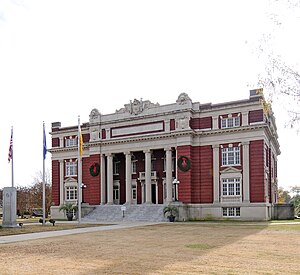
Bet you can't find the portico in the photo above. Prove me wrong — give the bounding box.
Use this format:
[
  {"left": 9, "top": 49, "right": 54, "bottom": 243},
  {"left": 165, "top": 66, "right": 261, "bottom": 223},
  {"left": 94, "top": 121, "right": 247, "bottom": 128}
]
[{"left": 99, "top": 148, "right": 176, "bottom": 205}]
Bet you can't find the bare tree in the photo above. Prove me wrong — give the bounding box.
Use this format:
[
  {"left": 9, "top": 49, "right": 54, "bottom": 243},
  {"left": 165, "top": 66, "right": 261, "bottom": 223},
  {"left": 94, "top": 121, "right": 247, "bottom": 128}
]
[
  {"left": 16, "top": 170, "right": 52, "bottom": 217},
  {"left": 255, "top": 0, "right": 300, "bottom": 129}
]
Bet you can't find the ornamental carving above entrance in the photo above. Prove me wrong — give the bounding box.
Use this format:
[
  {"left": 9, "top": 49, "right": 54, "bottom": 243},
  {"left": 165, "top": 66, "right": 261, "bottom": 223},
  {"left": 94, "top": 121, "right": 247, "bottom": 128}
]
[{"left": 116, "top": 98, "right": 160, "bottom": 115}]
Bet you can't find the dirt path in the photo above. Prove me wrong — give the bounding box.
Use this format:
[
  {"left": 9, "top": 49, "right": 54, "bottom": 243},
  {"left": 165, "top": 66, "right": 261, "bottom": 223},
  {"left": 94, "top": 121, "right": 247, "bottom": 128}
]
[{"left": 0, "top": 223, "right": 299, "bottom": 274}]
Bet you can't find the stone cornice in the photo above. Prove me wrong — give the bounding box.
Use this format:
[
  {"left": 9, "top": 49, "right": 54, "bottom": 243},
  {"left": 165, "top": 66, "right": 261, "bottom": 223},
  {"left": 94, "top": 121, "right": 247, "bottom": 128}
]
[{"left": 48, "top": 123, "right": 275, "bottom": 155}]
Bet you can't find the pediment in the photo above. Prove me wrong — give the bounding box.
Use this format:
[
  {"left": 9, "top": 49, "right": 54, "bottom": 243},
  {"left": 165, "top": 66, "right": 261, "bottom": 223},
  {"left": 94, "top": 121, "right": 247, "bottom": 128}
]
[
  {"left": 220, "top": 167, "right": 242, "bottom": 174},
  {"left": 64, "top": 177, "right": 77, "bottom": 186}
]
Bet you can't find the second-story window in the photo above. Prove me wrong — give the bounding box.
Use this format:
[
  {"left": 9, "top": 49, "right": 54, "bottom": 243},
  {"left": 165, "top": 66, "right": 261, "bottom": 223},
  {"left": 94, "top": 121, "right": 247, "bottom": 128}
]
[
  {"left": 222, "top": 146, "right": 240, "bottom": 166},
  {"left": 65, "top": 161, "right": 77, "bottom": 176},
  {"left": 151, "top": 159, "right": 155, "bottom": 171},
  {"left": 131, "top": 161, "right": 137, "bottom": 174},
  {"left": 114, "top": 161, "right": 120, "bottom": 175}
]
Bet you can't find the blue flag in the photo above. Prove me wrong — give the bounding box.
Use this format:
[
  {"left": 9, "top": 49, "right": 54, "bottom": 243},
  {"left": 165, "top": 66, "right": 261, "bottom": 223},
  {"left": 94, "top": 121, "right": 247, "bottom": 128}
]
[{"left": 43, "top": 124, "right": 47, "bottom": 160}]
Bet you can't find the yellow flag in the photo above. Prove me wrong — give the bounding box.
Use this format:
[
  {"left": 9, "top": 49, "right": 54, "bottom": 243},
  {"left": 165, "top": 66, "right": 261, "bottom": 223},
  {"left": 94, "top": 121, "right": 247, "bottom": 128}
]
[{"left": 79, "top": 128, "right": 83, "bottom": 156}]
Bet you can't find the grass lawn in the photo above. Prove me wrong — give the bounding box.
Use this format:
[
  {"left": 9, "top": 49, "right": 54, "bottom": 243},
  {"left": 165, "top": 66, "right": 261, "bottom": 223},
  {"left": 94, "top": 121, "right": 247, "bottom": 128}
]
[
  {"left": 0, "top": 221, "right": 299, "bottom": 274},
  {"left": 0, "top": 218, "right": 108, "bottom": 236}
]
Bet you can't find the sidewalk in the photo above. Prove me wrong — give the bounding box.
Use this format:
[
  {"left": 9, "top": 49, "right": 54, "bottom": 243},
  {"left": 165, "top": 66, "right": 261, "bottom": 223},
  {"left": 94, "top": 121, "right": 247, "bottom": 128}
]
[{"left": 0, "top": 221, "right": 161, "bottom": 244}]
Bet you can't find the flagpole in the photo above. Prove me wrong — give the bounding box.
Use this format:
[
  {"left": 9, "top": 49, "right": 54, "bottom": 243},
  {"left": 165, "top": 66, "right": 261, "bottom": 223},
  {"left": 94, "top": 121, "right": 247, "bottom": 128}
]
[
  {"left": 77, "top": 116, "right": 82, "bottom": 224},
  {"left": 42, "top": 122, "right": 46, "bottom": 225},
  {"left": 10, "top": 126, "right": 14, "bottom": 188}
]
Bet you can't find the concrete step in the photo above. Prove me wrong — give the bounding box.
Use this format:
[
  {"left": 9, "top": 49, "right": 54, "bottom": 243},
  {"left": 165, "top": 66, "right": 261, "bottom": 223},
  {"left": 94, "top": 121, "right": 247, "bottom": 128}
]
[{"left": 83, "top": 204, "right": 168, "bottom": 222}]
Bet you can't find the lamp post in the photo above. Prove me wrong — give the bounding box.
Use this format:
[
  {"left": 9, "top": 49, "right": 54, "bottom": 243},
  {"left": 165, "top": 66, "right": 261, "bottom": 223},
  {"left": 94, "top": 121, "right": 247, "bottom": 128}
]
[
  {"left": 81, "top": 183, "right": 87, "bottom": 203},
  {"left": 172, "top": 179, "right": 180, "bottom": 201}
]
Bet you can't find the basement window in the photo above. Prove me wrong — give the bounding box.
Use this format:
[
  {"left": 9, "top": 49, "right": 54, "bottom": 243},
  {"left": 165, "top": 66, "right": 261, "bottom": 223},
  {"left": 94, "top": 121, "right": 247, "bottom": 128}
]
[{"left": 222, "top": 207, "right": 240, "bottom": 217}]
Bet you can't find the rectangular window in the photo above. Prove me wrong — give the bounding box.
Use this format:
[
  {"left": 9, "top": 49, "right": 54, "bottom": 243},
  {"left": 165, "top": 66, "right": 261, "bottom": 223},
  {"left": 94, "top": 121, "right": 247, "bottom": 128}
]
[
  {"left": 221, "top": 116, "right": 240, "bottom": 129},
  {"left": 114, "top": 161, "right": 120, "bottom": 175},
  {"left": 131, "top": 161, "right": 137, "bottom": 174},
  {"left": 113, "top": 186, "right": 119, "bottom": 200},
  {"left": 223, "top": 207, "right": 228, "bottom": 216},
  {"left": 222, "top": 207, "right": 240, "bottom": 217},
  {"left": 151, "top": 160, "right": 155, "bottom": 171},
  {"left": 132, "top": 185, "right": 137, "bottom": 200},
  {"left": 228, "top": 183, "right": 235, "bottom": 195},
  {"left": 222, "top": 147, "right": 240, "bottom": 166},
  {"left": 65, "top": 138, "right": 77, "bottom": 147},
  {"left": 66, "top": 186, "right": 77, "bottom": 200},
  {"left": 65, "top": 161, "right": 77, "bottom": 176},
  {"left": 222, "top": 178, "right": 241, "bottom": 196}
]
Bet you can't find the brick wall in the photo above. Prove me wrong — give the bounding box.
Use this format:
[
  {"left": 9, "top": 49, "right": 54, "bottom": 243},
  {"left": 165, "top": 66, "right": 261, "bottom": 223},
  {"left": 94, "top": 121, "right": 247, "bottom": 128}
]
[
  {"left": 249, "top": 109, "right": 264, "bottom": 123},
  {"left": 177, "top": 145, "right": 192, "bottom": 203},
  {"left": 250, "top": 140, "right": 265, "bottom": 202},
  {"left": 178, "top": 145, "right": 213, "bottom": 203},
  {"left": 83, "top": 154, "right": 101, "bottom": 205},
  {"left": 51, "top": 160, "right": 60, "bottom": 205},
  {"left": 199, "top": 145, "right": 213, "bottom": 203},
  {"left": 190, "top": 117, "right": 212, "bottom": 129}
]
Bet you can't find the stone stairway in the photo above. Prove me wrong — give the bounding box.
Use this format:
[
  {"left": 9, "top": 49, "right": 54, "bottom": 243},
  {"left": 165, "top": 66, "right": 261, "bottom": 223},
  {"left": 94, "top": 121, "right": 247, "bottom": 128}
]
[{"left": 82, "top": 204, "right": 168, "bottom": 222}]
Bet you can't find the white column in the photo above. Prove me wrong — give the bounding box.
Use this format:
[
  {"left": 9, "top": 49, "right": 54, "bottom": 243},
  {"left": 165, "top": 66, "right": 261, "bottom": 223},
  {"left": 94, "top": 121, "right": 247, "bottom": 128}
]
[
  {"left": 124, "top": 151, "right": 132, "bottom": 204},
  {"left": 242, "top": 111, "right": 249, "bottom": 126},
  {"left": 106, "top": 153, "right": 113, "bottom": 204},
  {"left": 144, "top": 149, "right": 152, "bottom": 204},
  {"left": 100, "top": 154, "right": 106, "bottom": 205},
  {"left": 213, "top": 145, "right": 220, "bottom": 203},
  {"left": 165, "top": 147, "right": 173, "bottom": 203},
  {"left": 141, "top": 183, "right": 145, "bottom": 203},
  {"left": 242, "top": 141, "right": 250, "bottom": 202},
  {"left": 59, "top": 160, "right": 64, "bottom": 205},
  {"left": 155, "top": 181, "right": 158, "bottom": 204}
]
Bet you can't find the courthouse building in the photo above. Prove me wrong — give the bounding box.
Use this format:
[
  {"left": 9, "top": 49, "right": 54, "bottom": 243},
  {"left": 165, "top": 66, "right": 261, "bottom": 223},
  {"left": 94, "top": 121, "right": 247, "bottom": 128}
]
[{"left": 49, "top": 90, "right": 280, "bottom": 220}]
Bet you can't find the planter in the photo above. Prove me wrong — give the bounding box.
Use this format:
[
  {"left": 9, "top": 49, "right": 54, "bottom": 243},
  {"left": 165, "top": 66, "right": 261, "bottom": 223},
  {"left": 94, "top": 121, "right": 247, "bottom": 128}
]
[
  {"left": 168, "top": 215, "right": 175, "bottom": 222},
  {"left": 59, "top": 203, "right": 78, "bottom": 221},
  {"left": 163, "top": 205, "right": 178, "bottom": 222},
  {"left": 67, "top": 213, "right": 73, "bottom": 221}
]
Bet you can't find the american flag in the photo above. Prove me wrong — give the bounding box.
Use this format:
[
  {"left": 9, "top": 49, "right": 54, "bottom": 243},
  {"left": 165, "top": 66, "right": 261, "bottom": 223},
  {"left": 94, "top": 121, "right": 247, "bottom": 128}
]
[{"left": 8, "top": 128, "right": 13, "bottom": 163}]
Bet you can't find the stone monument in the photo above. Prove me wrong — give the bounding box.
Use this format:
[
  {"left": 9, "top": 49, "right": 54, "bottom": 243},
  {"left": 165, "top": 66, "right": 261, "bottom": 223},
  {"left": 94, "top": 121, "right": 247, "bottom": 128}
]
[{"left": 2, "top": 187, "right": 17, "bottom": 228}]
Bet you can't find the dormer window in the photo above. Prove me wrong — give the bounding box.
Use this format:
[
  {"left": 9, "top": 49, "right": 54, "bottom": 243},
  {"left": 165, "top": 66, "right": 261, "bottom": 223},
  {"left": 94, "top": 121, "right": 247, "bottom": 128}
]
[{"left": 220, "top": 114, "right": 240, "bottom": 129}]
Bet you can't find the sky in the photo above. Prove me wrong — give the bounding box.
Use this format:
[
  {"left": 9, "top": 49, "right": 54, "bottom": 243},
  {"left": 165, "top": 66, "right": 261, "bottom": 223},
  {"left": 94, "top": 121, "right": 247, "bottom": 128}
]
[{"left": 0, "top": 0, "right": 299, "bottom": 191}]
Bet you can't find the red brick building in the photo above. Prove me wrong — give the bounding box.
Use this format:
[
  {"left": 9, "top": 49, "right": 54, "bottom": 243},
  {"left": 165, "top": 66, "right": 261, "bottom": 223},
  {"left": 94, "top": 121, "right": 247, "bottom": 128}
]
[{"left": 49, "top": 90, "right": 280, "bottom": 220}]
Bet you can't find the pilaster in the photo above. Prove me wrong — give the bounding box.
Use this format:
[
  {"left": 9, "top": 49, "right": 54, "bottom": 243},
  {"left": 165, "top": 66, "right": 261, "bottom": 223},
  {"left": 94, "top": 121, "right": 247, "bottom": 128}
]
[
  {"left": 242, "top": 141, "right": 250, "bottom": 202},
  {"left": 212, "top": 116, "right": 219, "bottom": 130},
  {"left": 59, "top": 160, "right": 64, "bottom": 205},
  {"left": 100, "top": 154, "right": 106, "bottom": 204},
  {"left": 242, "top": 111, "right": 249, "bottom": 126},
  {"left": 106, "top": 153, "right": 113, "bottom": 204},
  {"left": 212, "top": 145, "right": 220, "bottom": 203}
]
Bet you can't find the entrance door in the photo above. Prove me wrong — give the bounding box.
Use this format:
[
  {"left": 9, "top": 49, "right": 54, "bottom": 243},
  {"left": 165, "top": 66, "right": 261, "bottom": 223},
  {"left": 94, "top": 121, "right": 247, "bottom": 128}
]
[
  {"left": 151, "top": 184, "right": 156, "bottom": 204},
  {"left": 113, "top": 184, "right": 119, "bottom": 204}
]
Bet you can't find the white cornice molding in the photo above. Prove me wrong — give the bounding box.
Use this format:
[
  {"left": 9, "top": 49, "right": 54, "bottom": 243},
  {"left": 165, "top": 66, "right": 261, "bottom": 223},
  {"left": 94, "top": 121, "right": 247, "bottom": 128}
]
[{"left": 49, "top": 124, "right": 280, "bottom": 156}]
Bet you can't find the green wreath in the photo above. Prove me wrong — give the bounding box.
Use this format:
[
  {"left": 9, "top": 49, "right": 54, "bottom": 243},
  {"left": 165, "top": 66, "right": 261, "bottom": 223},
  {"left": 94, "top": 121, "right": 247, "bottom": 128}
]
[
  {"left": 177, "top": 156, "right": 191, "bottom": 172},
  {"left": 89, "top": 162, "right": 100, "bottom": 177}
]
